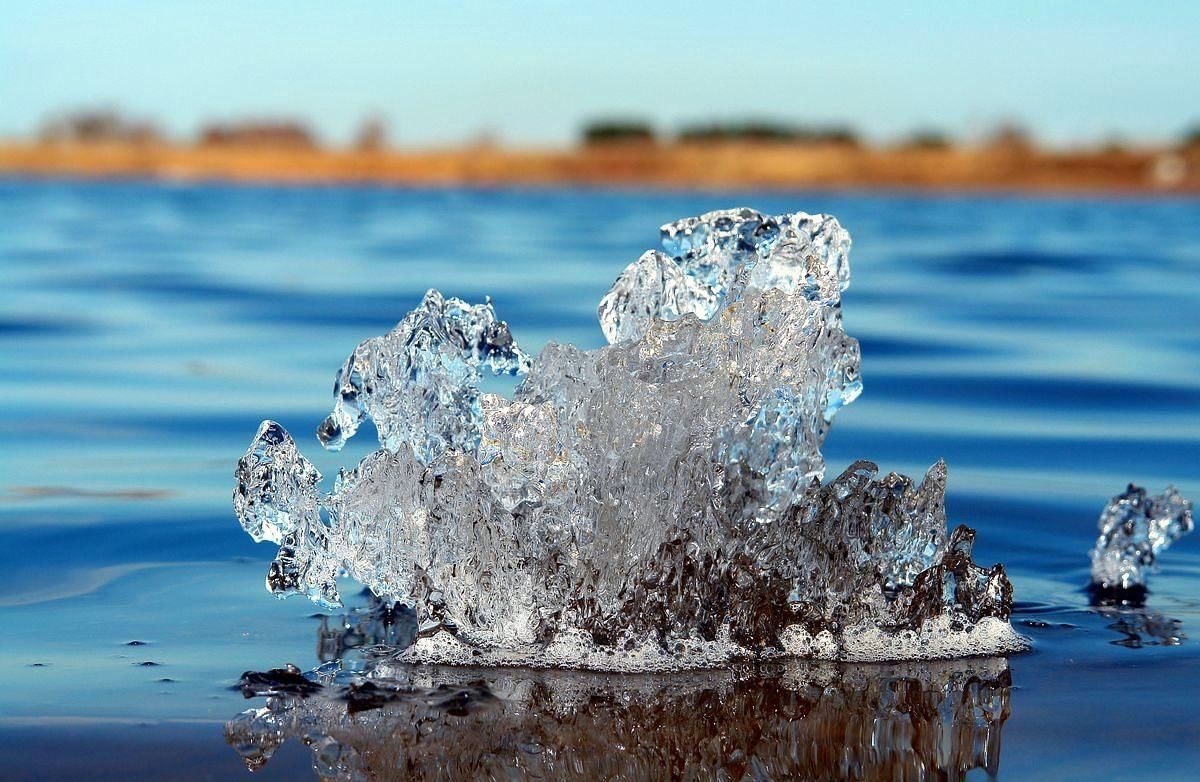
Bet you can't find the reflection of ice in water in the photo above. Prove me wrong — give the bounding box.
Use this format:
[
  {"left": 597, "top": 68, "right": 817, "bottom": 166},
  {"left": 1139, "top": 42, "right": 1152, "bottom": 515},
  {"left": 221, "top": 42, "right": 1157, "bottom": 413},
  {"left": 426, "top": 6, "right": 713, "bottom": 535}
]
[
  {"left": 1097, "top": 605, "right": 1185, "bottom": 648},
  {"left": 1087, "top": 591, "right": 1187, "bottom": 649},
  {"left": 226, "top": 656, "right": 1013, "bottom": 782},
  {"left": 234, "top": 208, "right": 1024, "bottom": 667}
]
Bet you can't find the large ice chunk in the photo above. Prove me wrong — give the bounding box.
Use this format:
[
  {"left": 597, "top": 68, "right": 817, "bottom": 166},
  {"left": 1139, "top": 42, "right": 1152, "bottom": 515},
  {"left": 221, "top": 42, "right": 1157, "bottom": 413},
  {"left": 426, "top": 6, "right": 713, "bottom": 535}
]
[
  {"left": 1089, "top": 483, "right": 1193, "bottom": 593},
  {"left": 234, "top": 208, "right": 1022, "bottom": 666}
]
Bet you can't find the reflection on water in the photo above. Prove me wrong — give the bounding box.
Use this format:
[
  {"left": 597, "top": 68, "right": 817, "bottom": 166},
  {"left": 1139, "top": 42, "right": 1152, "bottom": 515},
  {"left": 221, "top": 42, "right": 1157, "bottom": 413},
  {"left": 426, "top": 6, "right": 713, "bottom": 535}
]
[
  {"left": 1101, "top": 608, "right": 1185, "bottom": 648},
  {"left": 227, "top": 659, "right": 1012, "bottom": 782},
  {"left": 227, "top": 597, "right": 1013, "bottom": 781},
  {"left": 1088, "top": 592, "right": 1187, "bottom": 649}
]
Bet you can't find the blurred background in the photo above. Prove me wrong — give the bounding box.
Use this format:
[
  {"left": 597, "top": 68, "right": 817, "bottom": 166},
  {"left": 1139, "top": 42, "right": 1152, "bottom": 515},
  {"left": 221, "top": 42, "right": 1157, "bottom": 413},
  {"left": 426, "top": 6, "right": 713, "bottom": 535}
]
[
  {"left": 2, "top": 1, "right": 1200, "bottom": 191},
  {"left": 1, "top": 4, "right": 1199, "bottom": 780}
]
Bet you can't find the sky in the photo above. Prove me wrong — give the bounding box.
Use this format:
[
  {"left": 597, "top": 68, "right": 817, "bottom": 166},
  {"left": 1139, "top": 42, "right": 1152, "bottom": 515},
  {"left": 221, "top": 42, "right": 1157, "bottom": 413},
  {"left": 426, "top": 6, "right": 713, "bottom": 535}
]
[{"left": 2, "top": 1, "right": 1198, "bottom": 147}]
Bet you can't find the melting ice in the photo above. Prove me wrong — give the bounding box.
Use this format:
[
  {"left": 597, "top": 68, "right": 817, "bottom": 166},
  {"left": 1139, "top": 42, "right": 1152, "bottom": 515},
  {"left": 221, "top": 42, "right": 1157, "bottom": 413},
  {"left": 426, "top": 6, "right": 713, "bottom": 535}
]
[{"left": 234, "top": 207, "right": 1026, "bottom": 668}]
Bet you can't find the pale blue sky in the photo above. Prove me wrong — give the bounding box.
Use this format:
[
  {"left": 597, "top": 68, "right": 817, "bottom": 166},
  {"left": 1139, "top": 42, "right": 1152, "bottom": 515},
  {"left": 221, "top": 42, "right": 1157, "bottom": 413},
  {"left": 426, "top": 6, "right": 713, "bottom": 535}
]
[{"left": 2, "top": 1, "right": 1197, "bottom": 146}]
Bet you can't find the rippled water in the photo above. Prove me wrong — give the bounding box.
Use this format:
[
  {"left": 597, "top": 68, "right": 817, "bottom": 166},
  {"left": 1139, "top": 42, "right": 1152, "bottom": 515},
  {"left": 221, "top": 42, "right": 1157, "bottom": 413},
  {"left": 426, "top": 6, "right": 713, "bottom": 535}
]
[{"left": 2, "top": 179, "right": 1198, "bottom": 780}]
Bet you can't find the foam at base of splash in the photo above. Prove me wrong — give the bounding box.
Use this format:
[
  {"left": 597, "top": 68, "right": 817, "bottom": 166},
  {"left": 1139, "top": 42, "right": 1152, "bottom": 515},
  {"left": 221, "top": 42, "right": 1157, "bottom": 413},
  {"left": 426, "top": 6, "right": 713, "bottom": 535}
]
[
  {"left": 780, "top": 616, "right": 1029, "bottom": 663},
  {"left": 396, "top": 629, "right": 751, "bottom": 673},
  {"left": 394, "top": 618, "right": 1028, "bottom": 673}
]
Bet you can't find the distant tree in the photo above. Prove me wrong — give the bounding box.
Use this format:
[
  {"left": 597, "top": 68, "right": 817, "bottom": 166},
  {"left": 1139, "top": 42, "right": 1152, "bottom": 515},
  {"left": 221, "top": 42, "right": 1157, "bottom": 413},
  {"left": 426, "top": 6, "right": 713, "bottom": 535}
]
[
  {"left": 1181, "top": 125, "right": 1200, "bottom": 149},
  {"left": 1100, "top": 135, "right": 1129, "bottom": 155},
  {"left": 984, "top": 122, "right": 1033, "bottom": 152},
  {"left": 901, "top": 129, "right": 952, "bottom": 150},
  {"left": 815, "top": 126, "right": 860, "bottom": 147},
  {"left": 355, "top": 115, "right": 388, "bottom": 152},
  {"left": 678, "top": 120, "right": 858, "bottom": 146},
  {"left": 677, "top": 123, "right": 731, "bottom": 143},
  {"left": 39, "top": 108, "right": 161, "bottom": 144},
  {"left": 680, "top": 121, "right": 798, "bottom": 143},
  {"left": 199, "top": 120, "right": 317, "bottom": 149},
  {"left": 581, "top": 120, "right": 656, "bottom": 145},
  {"left": 727, "top": 121, "right": 798, "bottom": 142}
]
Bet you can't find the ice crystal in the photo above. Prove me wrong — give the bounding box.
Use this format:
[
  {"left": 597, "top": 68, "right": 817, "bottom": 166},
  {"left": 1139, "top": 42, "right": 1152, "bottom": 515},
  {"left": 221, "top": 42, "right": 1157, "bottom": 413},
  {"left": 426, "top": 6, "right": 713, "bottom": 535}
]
[
  {"left": 234, "top": 207, "right": 1023, "bottom": 666},
  {"left": 1089, "top": 483, "right": 1193, "bottom": 593},
  {"left": 316, "top": 289, "right": 530, "bottom": 461}
]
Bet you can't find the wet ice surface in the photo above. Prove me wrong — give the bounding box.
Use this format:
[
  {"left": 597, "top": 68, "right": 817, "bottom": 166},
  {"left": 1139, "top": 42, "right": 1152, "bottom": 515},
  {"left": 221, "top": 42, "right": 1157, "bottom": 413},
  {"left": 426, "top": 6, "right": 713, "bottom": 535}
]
[
  {"left": 3, "top": 182, "right": 1200, "bottom": 780},
  {"left": 234, "top": 208, "right": 1023, "bottom": 668}
]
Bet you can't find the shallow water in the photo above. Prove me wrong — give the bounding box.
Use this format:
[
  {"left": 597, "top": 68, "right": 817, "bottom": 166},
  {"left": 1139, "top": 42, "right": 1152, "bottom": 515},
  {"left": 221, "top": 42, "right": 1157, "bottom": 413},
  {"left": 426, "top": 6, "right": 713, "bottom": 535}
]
[{"left": 1, "top": 179, "right": 1198, "bottom": 780}]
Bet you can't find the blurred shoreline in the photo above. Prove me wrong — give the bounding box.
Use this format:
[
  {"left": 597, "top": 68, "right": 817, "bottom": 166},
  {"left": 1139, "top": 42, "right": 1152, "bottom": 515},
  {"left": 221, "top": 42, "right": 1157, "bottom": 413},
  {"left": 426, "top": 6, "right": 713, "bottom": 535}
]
[{"left": 2, "top": 139, "right": 1198, "bottom": 195}]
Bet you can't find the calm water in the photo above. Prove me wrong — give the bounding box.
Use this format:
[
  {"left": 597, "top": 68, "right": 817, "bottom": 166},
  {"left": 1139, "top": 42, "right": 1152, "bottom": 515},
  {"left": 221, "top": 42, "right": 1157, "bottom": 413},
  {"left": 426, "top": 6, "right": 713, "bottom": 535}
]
[{"left": 1, "top": 179, "right": 1198, "bottom": 780}]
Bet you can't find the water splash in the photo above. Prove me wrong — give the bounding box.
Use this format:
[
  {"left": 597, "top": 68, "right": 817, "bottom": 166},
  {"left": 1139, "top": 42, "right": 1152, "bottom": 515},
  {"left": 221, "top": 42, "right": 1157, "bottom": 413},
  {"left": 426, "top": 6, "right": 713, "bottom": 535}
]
[
  {"left": 234, "top": 208, "right": 1024, "bottom": 667},
  {"left": 1089, "top": 483, "right": 1193, "bottom": 595}
]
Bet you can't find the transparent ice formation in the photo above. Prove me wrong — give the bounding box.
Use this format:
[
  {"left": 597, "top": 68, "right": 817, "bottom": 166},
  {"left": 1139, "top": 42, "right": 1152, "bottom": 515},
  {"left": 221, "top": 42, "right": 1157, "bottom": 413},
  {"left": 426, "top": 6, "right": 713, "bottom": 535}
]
[
  {"left": 226, "top": 654, "right": 1013, "bottom": 781},
  {"left": 316, "top": 290, "right": 531, "bottom": 461},
  {"left": 1088, "top": 483, "right": 1194, "bottom": 593},
  {"left": 234, "top": 207, "right": 1025, "bottom": 667}
]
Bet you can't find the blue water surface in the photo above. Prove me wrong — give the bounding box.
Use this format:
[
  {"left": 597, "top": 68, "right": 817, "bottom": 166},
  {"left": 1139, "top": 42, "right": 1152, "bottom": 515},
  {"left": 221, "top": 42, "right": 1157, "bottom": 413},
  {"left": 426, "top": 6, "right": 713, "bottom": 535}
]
[{"left": 1, "top": 179, "right": 1198, "bottom": 780}]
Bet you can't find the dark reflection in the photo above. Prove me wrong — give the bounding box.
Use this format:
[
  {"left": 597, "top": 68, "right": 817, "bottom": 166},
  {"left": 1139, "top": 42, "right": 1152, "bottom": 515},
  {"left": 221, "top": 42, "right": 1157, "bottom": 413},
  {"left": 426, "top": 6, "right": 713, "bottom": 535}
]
[
  {"left": 1101, "top": 609, "right": 1185, "bottom": 648},
  {"left": 1089, "top": 593, "right": 1186, "bottom": 648},
  {"left": 227, "top": 596, "right": 1014, "bottom": 781},
  {"left": 226, "top": 660, "right": 1012, "bottom": 781}
]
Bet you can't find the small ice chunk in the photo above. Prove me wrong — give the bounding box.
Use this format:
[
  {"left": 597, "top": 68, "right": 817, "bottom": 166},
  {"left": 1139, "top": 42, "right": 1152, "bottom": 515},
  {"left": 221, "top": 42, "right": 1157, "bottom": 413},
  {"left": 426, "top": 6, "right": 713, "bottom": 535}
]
[
  {"left": 233, "top": 420, "right": 338, "bottom": 607},
  {"left": 316, "top": 289, "right": 531, "bottom": 463},
  {"left": 1089, "top": 483, "right": 1193, "bottom": 593},
  {"left": 233, "top": 421, "right": 322, "bottom": 546}
]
